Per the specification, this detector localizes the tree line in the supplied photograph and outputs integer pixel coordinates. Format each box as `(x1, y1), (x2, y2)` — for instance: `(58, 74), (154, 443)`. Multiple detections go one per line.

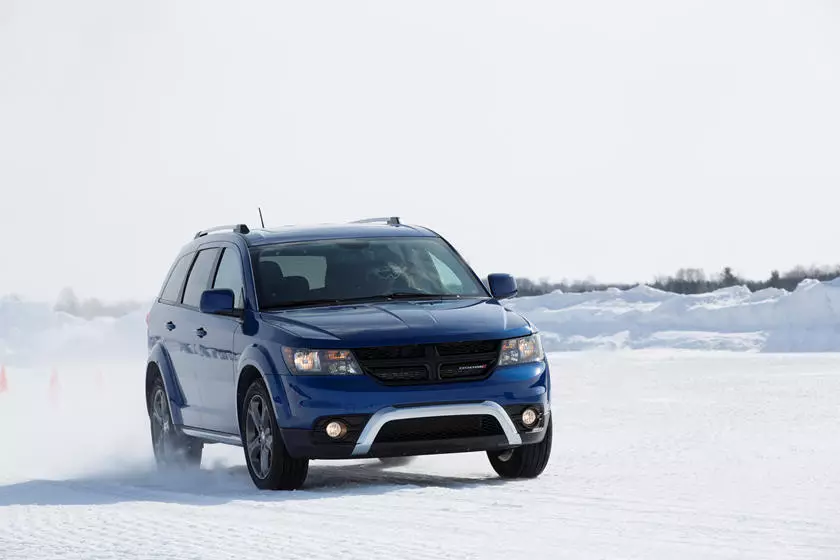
(515, 264), (840, 297)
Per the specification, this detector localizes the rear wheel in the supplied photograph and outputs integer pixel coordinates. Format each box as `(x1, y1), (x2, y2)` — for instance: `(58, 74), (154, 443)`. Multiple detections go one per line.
(487, 418), (552, 479)
(148, 377), (202, 468)
(241, 379), (309, 490)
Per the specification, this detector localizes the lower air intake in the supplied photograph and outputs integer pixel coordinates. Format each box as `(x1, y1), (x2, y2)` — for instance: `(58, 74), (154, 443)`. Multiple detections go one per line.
(373, 415), (504, 443)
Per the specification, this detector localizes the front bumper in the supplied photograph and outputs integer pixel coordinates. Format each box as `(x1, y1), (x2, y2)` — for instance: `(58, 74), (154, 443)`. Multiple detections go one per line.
(268, 359), (551, 459)
(353, 401), (521, 455)
(282, 401), (549, 459)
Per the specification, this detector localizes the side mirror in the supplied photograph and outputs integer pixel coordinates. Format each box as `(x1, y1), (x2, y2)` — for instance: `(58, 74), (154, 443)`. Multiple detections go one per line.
(199, 289), (237, 316)
(488, 273), (518, 300)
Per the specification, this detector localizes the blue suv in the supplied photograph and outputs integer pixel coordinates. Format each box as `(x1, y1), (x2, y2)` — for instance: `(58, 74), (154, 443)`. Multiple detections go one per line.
(145, 217), (552, 490)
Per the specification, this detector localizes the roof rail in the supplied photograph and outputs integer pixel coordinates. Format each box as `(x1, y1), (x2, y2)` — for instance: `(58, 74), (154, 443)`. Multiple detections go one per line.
(194, 224), (251, 239)
(352, 216), (401, 226)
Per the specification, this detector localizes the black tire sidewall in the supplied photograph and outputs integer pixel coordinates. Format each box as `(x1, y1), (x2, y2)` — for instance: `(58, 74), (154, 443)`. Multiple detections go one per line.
(488, 417), (553, 479)
(148, 376), (202, 468)
(241, 378), (308, 490)
(149, 378), (169, 464)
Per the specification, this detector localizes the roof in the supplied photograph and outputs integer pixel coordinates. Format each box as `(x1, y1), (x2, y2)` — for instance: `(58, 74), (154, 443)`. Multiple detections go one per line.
(244, 222), (436, 246)
(190, 221), (438, 249)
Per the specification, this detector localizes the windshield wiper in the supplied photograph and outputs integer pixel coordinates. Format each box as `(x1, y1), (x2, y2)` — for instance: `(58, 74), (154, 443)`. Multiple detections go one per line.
(332, 293), (464, 304)
(261, 298), (345, 310)
(382, 292), (462, 300)
(261, 293), (465, 311)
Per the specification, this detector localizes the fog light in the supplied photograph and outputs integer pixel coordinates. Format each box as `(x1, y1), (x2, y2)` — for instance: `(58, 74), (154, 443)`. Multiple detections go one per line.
(521, 407), (539, 428)
(325, 420), (348, 439)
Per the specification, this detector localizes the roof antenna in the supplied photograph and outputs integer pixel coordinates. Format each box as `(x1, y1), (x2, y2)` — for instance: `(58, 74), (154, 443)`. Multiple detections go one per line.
(258, 207), (265, 228)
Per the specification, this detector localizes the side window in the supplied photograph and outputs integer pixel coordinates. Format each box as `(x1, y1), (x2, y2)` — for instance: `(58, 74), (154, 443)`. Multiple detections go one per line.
(182, 248), (221, 308)
(213, 247), (244, 308)
(160, 253), (194, 303)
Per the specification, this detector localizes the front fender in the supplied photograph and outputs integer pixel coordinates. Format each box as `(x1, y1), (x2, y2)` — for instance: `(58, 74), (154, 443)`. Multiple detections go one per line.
(147, 342), (186, 426)
(236, 344), (292, 425)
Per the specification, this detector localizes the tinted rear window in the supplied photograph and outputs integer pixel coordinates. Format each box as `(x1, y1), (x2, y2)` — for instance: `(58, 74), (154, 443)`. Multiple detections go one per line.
(212, 247), (245, 308)
(160, 253), (194, 303)
(182, 248), (221, 307)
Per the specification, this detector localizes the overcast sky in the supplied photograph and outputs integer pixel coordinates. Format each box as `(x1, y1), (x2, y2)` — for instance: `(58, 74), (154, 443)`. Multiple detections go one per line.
(1, 1), (838, 301)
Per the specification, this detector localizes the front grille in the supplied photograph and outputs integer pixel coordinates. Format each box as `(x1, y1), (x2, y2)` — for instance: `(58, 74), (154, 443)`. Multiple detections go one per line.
(353, 340), (501, 385)
(436, 340), (499, 356)
(354, 345), (425, 361)
(374, 415), (504, 443)
(365, 366), (428, 382)
(440, 361), (494, 379)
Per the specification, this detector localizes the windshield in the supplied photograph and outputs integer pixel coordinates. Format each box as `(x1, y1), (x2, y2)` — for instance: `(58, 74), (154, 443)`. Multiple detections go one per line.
(250, 237), (488, 309)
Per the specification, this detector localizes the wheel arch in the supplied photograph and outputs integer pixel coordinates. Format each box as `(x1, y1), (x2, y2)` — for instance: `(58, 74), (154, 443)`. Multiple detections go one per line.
(146, 342), (186, 426)
(235, 344), (291, 435)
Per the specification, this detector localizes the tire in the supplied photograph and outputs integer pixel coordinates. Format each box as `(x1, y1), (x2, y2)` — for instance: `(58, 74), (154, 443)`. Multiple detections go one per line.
(377, 456), (415, 467)
(241, 378), (309, 490)
(487, 418), (552, 479)
(148, 376), (203, 468)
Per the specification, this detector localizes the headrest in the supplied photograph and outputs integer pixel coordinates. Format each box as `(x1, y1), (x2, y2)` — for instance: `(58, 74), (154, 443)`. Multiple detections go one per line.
(260, 260), (284, 281)
(281, 276), (310, 301)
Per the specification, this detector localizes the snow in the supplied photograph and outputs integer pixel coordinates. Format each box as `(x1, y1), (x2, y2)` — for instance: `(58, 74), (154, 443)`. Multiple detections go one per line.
(4, 278), (840, 369)
(508, 279), (840, 352)
(2, 352), (839, 559)
(0, 296), (148, 367)
(2, 287), (840, 557)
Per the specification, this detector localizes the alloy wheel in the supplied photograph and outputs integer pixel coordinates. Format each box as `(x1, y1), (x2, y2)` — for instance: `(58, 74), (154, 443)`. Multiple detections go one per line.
(151, 387), (172, 459)
(245, 395), (274, 479)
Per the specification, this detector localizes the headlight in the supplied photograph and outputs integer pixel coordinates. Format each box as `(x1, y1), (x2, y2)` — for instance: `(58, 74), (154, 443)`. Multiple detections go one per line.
(498, 334), (544, 366)
(281, 347), (362, 375)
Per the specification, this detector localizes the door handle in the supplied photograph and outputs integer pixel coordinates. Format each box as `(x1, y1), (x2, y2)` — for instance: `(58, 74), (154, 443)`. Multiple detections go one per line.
(165, 321), (176, 331)
(195, 327), (207, 338)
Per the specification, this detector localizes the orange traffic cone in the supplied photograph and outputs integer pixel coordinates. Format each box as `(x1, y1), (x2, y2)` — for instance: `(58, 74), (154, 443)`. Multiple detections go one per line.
(0, 365), (7, 394)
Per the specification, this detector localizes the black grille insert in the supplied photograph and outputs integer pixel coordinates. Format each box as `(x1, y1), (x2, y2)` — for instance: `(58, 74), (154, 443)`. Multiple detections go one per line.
(353, 340), (501, 385)
(436, 340), (499, 356)
(365, 366), (429, 382)
(374, 415), (504, 443)
(354, 345), (425, 361)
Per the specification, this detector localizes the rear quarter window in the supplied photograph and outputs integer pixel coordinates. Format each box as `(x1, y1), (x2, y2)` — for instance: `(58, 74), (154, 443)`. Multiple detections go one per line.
(159, 253), (194, 303)
(213, 247), (245, 308)
(182, 248), (221, 307)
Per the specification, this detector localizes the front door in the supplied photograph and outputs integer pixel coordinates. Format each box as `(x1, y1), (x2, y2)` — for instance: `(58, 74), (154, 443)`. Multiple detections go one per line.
(193, 245), (243, 434)
(176, 246), (222, 428)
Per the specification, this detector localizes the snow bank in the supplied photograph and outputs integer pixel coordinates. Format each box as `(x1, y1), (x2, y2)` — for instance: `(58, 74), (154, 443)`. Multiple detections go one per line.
(2, 278), (840, 366)
(508, 278), (840, 352)
(0, 295), (148, 367)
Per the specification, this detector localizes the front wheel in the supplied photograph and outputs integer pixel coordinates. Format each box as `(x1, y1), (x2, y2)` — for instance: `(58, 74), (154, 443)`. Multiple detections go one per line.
(487, 418), (552, 479)
(241, 379), (309, 490)
(148, 377), (203, 468)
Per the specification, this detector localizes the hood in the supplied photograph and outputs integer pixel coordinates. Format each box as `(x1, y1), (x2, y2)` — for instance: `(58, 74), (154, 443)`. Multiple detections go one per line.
(260, 298), (533, 347)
